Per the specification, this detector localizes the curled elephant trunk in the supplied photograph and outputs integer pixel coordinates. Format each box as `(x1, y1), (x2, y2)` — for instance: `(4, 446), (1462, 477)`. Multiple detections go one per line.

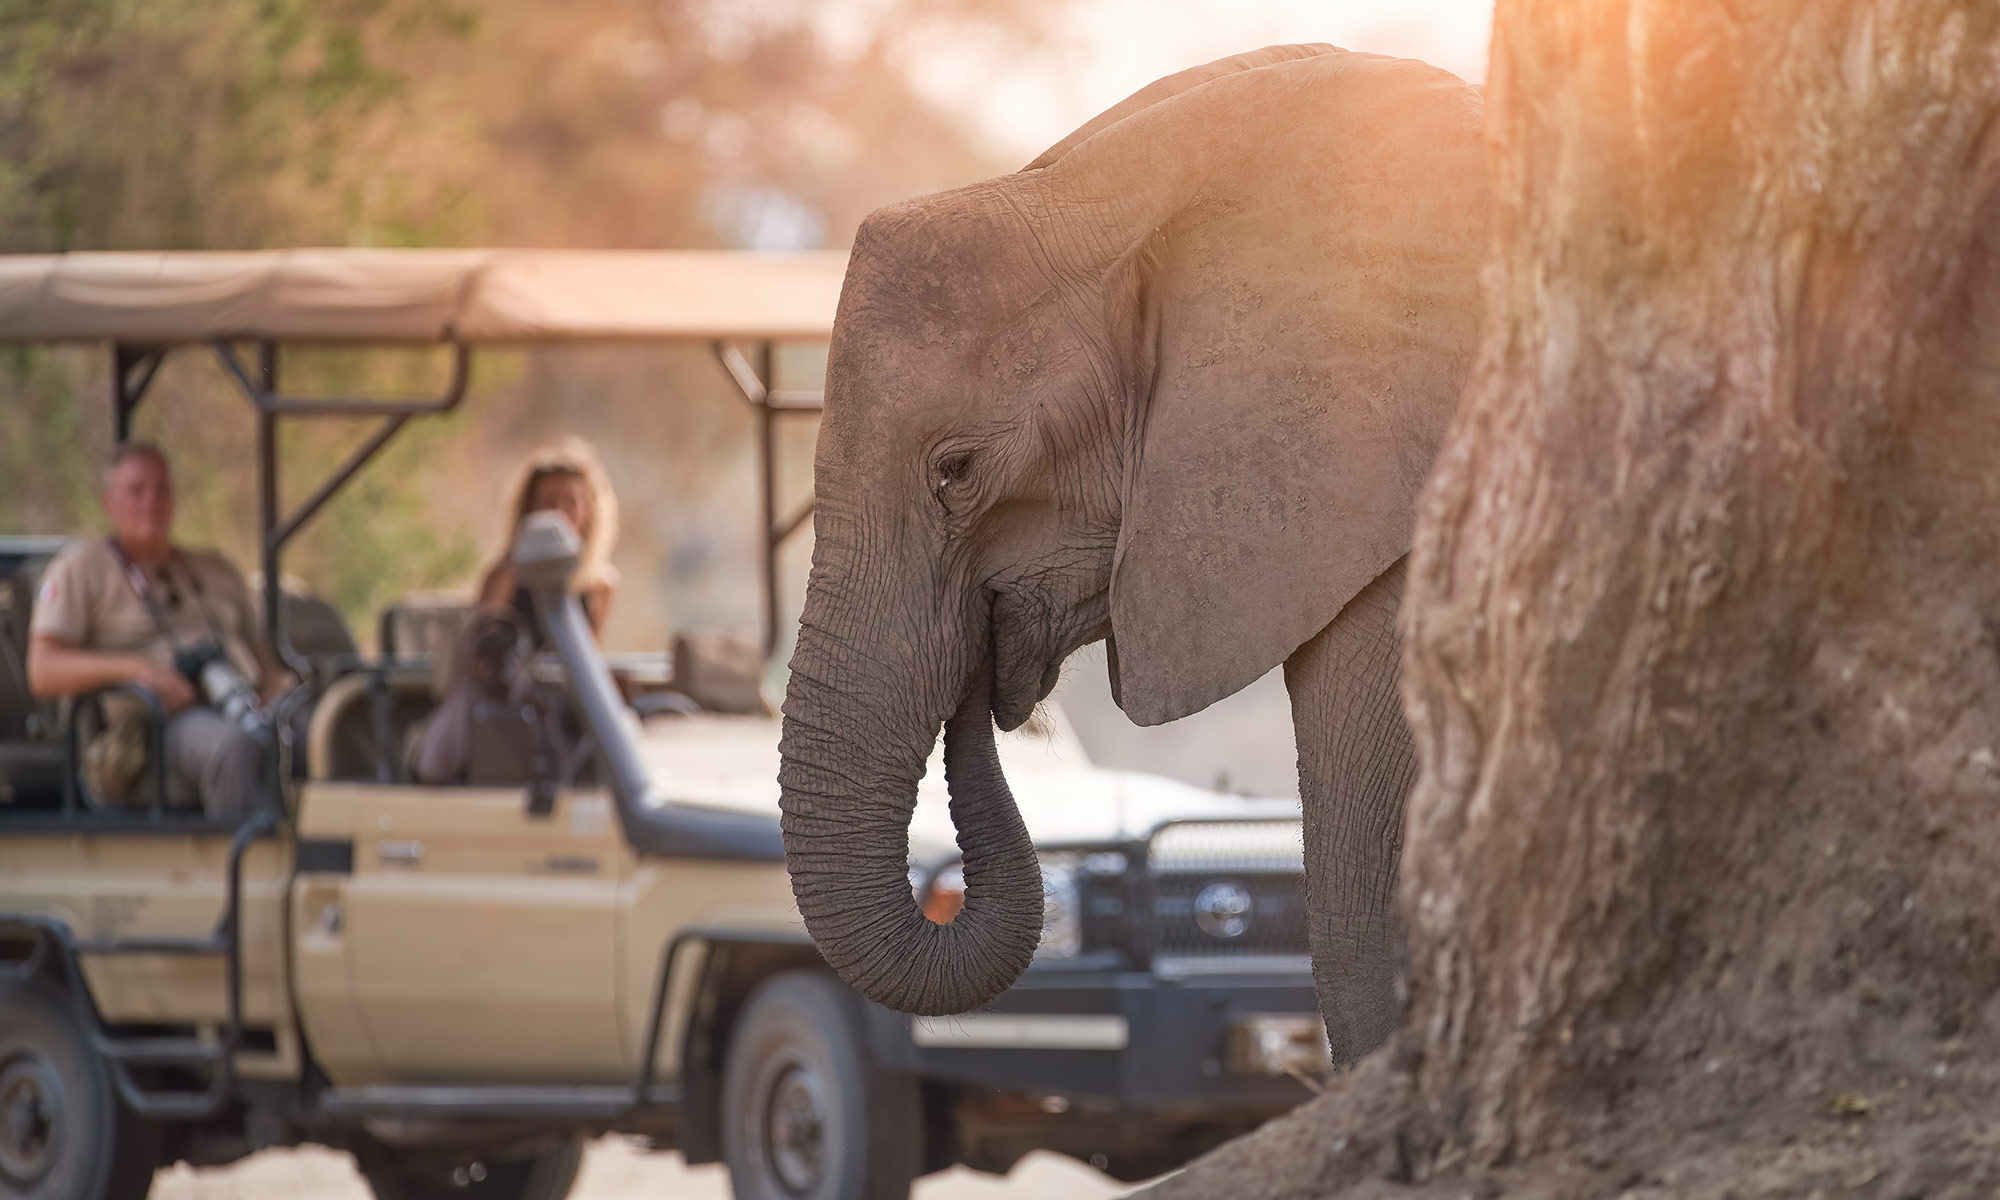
(780, 643), (1044, 1016)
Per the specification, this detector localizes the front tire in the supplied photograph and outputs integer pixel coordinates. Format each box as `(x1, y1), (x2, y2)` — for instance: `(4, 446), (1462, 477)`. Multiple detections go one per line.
(356, 1136), (583, 1200)
(722, 971), (920, 1200)
(0, 978), (159, 1200)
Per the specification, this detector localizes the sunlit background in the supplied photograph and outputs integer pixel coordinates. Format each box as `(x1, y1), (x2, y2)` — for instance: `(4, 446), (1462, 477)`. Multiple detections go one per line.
(3, 0), (1494, 799)
(923, 0), (1492, 161)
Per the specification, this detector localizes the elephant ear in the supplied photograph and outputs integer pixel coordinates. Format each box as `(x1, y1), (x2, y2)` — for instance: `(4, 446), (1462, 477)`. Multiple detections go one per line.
(1048, 50), (1488, 725)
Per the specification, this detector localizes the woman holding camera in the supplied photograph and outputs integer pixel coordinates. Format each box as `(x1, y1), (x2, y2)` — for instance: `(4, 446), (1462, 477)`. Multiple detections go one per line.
(407, 439), (621, 787)
(475, 437), (621, 644)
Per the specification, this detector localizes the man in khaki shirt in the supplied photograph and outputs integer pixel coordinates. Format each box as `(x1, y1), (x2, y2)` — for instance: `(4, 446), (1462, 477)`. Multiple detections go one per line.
(26, 444), (292, 821)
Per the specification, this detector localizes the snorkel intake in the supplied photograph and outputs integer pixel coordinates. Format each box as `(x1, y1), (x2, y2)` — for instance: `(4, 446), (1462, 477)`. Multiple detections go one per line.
(511, 510), (784, 860)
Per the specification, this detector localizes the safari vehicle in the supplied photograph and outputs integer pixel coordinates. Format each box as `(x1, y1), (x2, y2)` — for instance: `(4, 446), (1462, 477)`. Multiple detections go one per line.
(0, 250), (1324, 1200)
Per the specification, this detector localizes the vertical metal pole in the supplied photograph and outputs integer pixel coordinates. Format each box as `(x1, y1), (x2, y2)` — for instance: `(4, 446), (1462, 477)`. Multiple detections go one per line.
(111, 344), (160, 442)
(112, 346), (134, 443)
(755, 342), (780, 659)
(256, 342), (288, 663)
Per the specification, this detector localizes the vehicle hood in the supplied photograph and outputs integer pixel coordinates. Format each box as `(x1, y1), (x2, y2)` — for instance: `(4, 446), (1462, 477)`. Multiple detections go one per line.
(634, 712), (1300, 862)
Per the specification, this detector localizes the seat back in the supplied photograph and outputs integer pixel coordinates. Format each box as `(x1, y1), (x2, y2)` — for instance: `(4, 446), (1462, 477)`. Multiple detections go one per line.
(0, 550), (70, 812)
(378, 593), (475, 660)
(0, 555), (59, 744)
(281, 592), (359, 666)
(244, 575), (361, 679)
(306, 669), (438, 783)
(671, 634), (772, 716)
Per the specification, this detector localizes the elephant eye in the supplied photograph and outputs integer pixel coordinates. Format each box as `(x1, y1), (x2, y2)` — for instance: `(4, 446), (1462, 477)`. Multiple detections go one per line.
(931, 451), (973, 501)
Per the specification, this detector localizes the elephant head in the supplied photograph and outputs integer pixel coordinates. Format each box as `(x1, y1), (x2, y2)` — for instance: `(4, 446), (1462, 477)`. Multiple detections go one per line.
(779, 46), (1487, 1015)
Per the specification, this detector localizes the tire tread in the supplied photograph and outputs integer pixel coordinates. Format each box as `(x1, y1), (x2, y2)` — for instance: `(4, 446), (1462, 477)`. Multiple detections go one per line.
(721, 970), (921, 1200)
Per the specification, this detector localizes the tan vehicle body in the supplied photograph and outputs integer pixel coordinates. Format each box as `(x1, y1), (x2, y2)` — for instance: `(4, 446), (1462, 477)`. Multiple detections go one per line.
(2, 834), (295, 1074)
(287, 783), (798, 1087)
(0, 706), (803, 1095)
(0, 785), (806, 1081)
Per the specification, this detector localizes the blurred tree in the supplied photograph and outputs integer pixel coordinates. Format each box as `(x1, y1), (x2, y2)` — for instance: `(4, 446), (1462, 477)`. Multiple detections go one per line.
(0, 0), (476, 252)
(0, 0), (1062, 252)
(0, 0), (1069, 637)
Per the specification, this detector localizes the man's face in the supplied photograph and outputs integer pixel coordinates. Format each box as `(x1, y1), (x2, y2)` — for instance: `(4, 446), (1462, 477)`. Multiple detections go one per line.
(103, 454), (175, 551)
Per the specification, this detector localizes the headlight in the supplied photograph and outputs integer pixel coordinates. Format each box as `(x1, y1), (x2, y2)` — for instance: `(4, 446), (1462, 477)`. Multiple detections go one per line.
(1035, 855), (1082, 959)
(912, 854), (1085, 959)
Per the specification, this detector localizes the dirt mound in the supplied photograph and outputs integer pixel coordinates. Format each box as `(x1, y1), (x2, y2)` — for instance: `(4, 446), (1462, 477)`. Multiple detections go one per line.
(1143, 1055), (2000, 1199)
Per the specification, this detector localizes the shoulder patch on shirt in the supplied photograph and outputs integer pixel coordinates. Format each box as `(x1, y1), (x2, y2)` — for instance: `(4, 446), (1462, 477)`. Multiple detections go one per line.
(37, 576), (59, 605)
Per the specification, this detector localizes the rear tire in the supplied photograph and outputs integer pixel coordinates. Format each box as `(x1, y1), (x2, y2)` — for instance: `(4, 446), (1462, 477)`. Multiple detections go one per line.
(722, 971), (920, 1200)
(0, 977), (159, 1200)
(356, 1136), (584, 1200)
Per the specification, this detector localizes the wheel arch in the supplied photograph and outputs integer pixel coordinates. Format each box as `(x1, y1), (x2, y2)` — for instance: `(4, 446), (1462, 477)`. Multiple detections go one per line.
(0, 923), (165, 1200)
(0, 915), (89, 999)
(674, 937), (829, 1165)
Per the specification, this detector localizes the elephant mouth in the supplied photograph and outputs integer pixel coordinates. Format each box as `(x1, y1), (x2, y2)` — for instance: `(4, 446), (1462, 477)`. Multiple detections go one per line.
(987, 587), (1110, 730)
(989, 622), (1100, 731)
(990, 656), (1063, 731)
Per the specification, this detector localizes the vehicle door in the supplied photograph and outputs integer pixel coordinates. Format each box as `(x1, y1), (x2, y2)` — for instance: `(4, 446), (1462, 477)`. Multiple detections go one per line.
(295, 780), (626, 1082)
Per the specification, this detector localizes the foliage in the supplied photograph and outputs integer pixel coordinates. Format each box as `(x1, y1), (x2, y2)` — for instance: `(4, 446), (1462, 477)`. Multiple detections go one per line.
(0, 347), (98, 531)
(0, 0), (1065, 641)
(0, 0), (479, 252)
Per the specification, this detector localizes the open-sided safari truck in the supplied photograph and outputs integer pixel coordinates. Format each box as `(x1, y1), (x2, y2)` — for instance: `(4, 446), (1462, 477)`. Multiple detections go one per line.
(0, 250), (1323, 1200)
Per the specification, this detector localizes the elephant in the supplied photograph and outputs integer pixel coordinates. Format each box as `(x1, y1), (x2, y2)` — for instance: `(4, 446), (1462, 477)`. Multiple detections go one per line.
(778, 44), (1488, 1063)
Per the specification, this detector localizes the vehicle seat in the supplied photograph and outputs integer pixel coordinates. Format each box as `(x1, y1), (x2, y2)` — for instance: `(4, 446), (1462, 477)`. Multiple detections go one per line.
(670, 634), (772, 716)
(246, 574), (363, 676)
(306, 669), (438, 783)
(0, 563), (39, 740)
(0, 556), (68, 810)
(280, 592), (359, 673)
(378, 593), (475, 661)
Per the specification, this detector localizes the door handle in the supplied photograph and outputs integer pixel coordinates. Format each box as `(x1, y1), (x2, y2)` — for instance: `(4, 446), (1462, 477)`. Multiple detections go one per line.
(376, 839), (425, 865)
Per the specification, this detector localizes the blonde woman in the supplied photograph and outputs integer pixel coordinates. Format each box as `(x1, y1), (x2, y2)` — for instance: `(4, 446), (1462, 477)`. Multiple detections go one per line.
(476, 437), (620, 643)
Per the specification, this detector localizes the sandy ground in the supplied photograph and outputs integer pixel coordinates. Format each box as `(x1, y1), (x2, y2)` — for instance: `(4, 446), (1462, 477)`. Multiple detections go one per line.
(151, 1138), (1141, 1200)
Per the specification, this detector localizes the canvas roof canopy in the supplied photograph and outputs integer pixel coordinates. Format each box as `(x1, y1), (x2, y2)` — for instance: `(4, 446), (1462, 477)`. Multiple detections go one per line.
(0, 249), (849, 344)
(0, 249), (843, 658)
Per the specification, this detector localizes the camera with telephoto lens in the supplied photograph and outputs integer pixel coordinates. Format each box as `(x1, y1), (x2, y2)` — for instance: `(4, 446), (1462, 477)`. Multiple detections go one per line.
(174, 638), (272, 743)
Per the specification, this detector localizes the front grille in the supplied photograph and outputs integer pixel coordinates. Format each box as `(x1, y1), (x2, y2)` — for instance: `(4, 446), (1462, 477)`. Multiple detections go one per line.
(1147, 820), (1308, 959)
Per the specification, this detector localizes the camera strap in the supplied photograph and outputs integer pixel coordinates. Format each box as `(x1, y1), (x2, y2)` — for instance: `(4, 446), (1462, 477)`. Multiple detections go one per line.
(106, 537), (229, 652)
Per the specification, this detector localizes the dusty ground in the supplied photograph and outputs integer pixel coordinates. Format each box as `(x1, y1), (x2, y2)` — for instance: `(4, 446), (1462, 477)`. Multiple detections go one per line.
(1121, 1055), (2000, 1200)
(151, 1138), (1141, 1200)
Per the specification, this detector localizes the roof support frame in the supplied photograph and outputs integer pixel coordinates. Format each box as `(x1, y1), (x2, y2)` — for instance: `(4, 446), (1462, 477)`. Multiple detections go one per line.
(211, 338), (472, 417)
(105, 329), (823, 671)
(715, 340), (822, 659)
(205, 339), (474, 670)
(111, 343), (169, 442)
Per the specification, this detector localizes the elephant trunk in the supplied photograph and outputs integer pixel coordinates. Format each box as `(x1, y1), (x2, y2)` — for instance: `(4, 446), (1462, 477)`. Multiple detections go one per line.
(779, 625), (1044, 1016)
